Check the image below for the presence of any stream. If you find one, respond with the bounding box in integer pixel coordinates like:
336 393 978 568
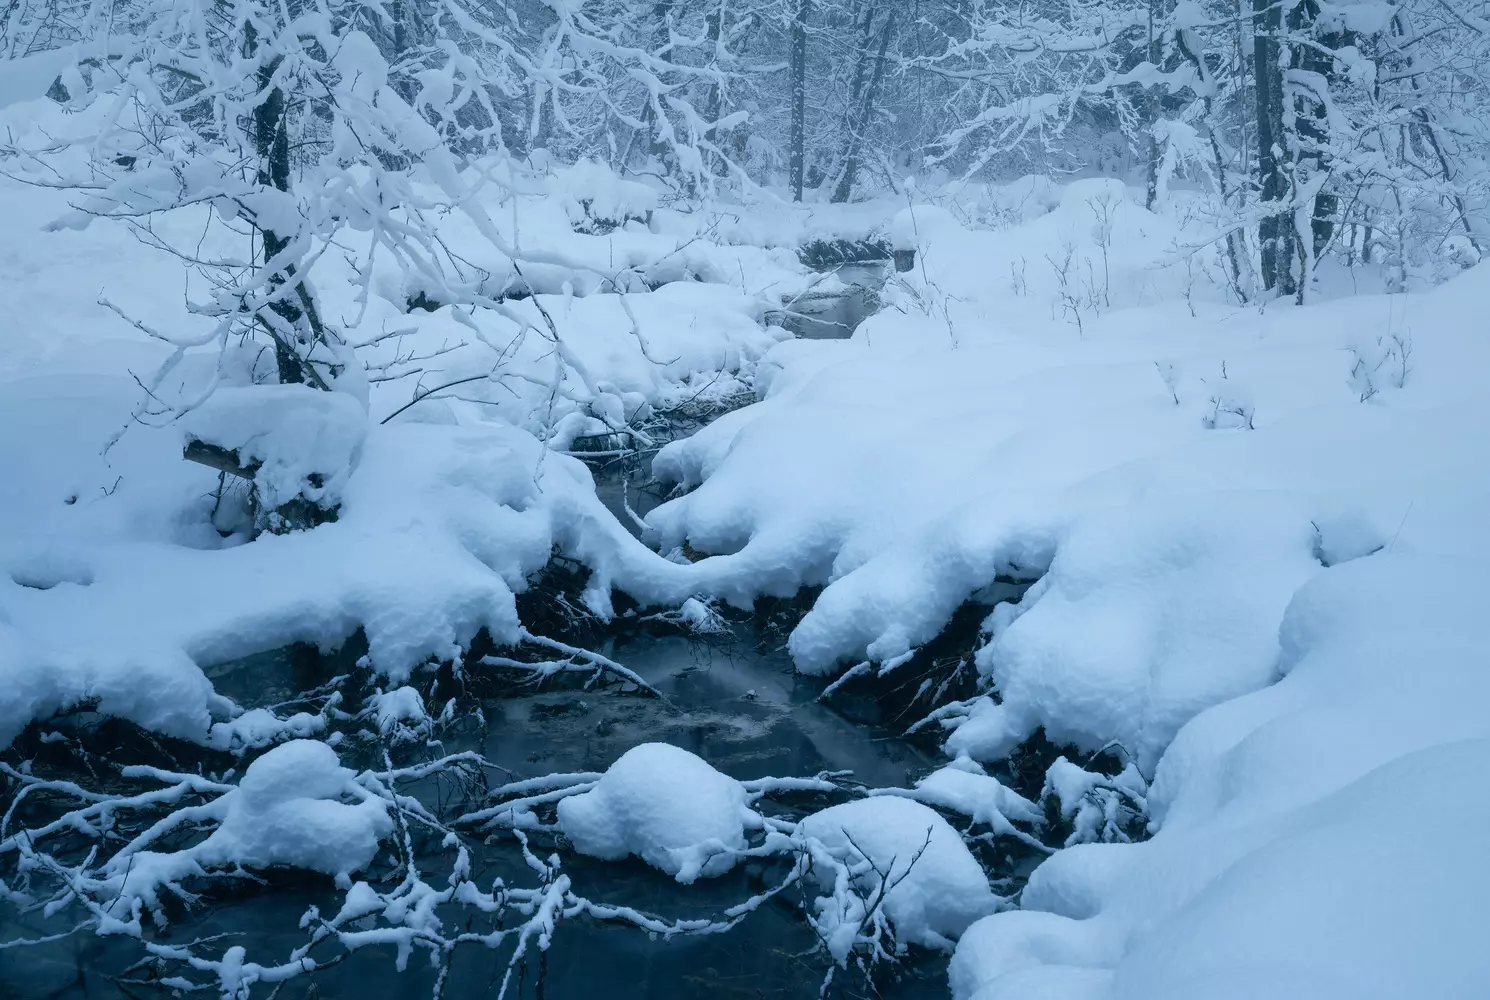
0 613 952 1000
769 263 890 340
1 265 970 1000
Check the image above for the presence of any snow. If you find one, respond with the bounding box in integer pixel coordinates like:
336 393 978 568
645 185 1490 777
369 686 427 734
180 384 368 510
104 741 392 926
555 743 758 883
631 180 1490 993
0 96 812 747
870 757 1042 839
796 797 1001 958
4 76 1490 998
950 554 1490 1000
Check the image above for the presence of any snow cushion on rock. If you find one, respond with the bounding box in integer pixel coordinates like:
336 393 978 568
555 742 758 883
796 796 1000 960
104 740 392 925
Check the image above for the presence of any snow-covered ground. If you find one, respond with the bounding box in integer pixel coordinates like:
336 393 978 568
3 84 1489 997
640 181 1490 997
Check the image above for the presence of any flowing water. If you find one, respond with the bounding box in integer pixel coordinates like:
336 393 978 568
1 265 968 999
769 263 891 340
0 608 958 1000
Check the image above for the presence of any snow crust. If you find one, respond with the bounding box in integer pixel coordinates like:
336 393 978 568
555 743 757 883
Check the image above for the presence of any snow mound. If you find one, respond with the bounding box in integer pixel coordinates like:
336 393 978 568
945 494 1327 772
198 739 391 876
180 384 367 510
555 742 757 883
797 797 999 958
548 158 658 230
949 553 1490 1000
871 757 1041 838
106 741 391 925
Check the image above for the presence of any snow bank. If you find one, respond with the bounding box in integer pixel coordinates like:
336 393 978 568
555 743 757 883
945 494 1326 772
797 797 1000 958
0 132 724 749
0 408 703 749
950 553 1490 1000
647 187 1490 772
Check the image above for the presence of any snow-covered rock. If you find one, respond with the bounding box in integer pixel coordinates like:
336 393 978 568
797 797 999 958
105 740 392 923
556 742 758 883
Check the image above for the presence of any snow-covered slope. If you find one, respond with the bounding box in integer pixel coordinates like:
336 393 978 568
636 181 1490 998
649 184 1490 769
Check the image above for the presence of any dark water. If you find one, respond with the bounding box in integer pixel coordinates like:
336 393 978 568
0 618 956 1000
2 368 964 999
768 263 890 340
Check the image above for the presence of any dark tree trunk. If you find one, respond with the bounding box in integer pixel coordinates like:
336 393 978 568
789 0 810 201
1144 0 1165 209
1252 0 1296 296
647 1 678 159
832 10 895 204
1290 0 1337 261
703 3 724 125
251 42 327 388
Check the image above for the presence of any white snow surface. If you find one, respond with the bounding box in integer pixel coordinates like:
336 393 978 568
4 85 1490 998
797 797 1000 958
950 554 1490 1000
555 743 758 883
179 384 368 510
647 180 1490 774
870 757 1042 836
104 740 391 927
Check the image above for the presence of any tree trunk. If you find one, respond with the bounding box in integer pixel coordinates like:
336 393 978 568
832 11 894 204
1291 0 1336 262
250 37 328 388
789 0 810 201
1144 0 1165 209
1252 0 1296 296
646 1 678 159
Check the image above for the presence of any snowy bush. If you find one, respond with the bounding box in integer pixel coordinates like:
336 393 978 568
796 797 1003 963
1040 756 1149 847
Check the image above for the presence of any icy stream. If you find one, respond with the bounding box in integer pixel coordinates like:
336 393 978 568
0 606 959 999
